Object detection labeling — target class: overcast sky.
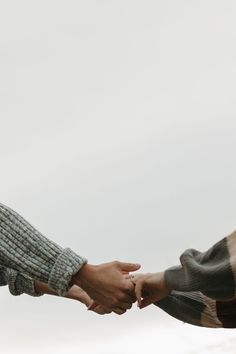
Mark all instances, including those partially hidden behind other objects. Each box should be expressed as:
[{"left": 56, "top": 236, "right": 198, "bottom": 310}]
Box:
[{"left": 1, "top": 1, "right": 236, "bottom": 353}]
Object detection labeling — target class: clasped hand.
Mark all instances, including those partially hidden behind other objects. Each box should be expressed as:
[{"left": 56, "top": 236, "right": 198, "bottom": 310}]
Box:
[{"left": 71, "top": 261, "right": 171, "bottom": 315}]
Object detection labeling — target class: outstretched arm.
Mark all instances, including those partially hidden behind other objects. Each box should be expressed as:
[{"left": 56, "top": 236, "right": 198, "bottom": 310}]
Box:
[
  {"left": 0, "top": 203, "right": 86, "bottom": 296},
  {"left": 0, "top": 202, "right": 140, "bottom": 314},
  {"left": 34, "top": 280, "right": 111, "bottom": 315},
  {"left": 164, "top": 231, "right": 236, "bottom": 301},
  {"left": 133, "top": 231, "right": 236, "bottom": 307},
  {"left": 0, "top": 266, "right": 109, "bottom": 314},
  {"left": 132, "top": 231, "right": 236, "bottom": 327}
]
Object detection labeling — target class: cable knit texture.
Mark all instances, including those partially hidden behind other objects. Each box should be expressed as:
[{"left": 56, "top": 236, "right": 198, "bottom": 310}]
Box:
[{"left": 0, "top": 203, "right": 87, "bottom": 296}]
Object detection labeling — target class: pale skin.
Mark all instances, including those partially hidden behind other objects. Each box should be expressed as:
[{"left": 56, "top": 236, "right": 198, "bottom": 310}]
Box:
[
  {"left": 72, "top": 261, "right": 141, "bottom": 315},
  {"left": 36, "top": 260, "right": 141, "bottom": 316},
  {"left": 34, "top": 280, "right": 110, "bottom": 315},
  {"left": 131, "top": 272, "right": 171, "bottom": 309},
  {"left": 35, "top": 266, "right": 170, "bottom": 314}
]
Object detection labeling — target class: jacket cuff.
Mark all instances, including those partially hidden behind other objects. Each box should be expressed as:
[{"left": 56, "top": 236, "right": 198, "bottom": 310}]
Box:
[
  {"left": 48, "top": 248, "right": 87, "bottom": 296},
  {"left": 164, "top": 266, "right": 189, "bottom": 291}
]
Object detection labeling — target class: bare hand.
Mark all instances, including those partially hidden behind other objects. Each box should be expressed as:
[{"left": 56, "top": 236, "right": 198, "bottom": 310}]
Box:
[
  {"left": 34, "top": 280, "right": 110, "bottom": 315},
  {"left": 73, "top": 261, "right": 141, "bottom": 315},
  {"left": 87, "top": 300, "right": 112, "bottom": 315},
  {"left": 66, "top": 286, "right": 111, "bottom": 315},
  {"left": 131, "top": 272, "right": 171, "bottom": 309}
]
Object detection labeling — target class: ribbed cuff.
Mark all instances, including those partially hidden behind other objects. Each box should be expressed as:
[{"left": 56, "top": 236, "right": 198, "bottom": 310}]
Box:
[
  {"left": 48, "top": 248, "right": 87, "bottom": 296},
  {"left": 7, "top": 269, "right": 43, "bottom": 297},
  {"left": 164, "top": 266, "right": 191, "bottom": 292}
]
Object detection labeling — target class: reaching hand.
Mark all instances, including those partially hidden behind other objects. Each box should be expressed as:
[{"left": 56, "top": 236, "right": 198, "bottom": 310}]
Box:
[
  {"left": 73, "top": 261, "right": 141, "bottom": 315},
  {"left": 34, "top": 280, "right": 110, "bottom": 315},
  {"left": 87, "top": 300, "right": 112, "bottom": 315},
  {"left": 66, "top": 285, "right": 111, "bottom": 315},
  {"left": 131, "top": 272, "right": 171, "bottom": 309}
]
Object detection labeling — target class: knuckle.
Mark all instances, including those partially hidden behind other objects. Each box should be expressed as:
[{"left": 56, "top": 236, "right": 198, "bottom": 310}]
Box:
[
  {"left": 117, "top": 291, "right": 126, "bottom": 301},
  {"left": 111, "top": 298, "right": 119, "bottom": 307},
  {"left": 124, "top": 282, "right": 133, "bottom": 292},
  {"left": 117, "top": 310, "right": 126, "bottom": 316}
]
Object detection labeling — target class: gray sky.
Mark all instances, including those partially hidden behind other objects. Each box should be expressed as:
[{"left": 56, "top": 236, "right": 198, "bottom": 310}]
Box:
[{"left": 1, "top": 1, "right": 236, "bottom": 353}]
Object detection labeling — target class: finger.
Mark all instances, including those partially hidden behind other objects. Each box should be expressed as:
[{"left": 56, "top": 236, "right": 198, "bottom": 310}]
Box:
[
  {"left": 126, "top": 303, "right": 133, "bottom": 310},
  {"left": 107, "top": 294, "right": 134, "bottom": 312},
  {"left": 118, "top": 262, "right": 141, "bottom": 272},
  {"left": 134, "top": 281, "right": 143, "bottom": 308},
  {"left": 125, "top": 274, "right": 132, "bottom": 279},
  {"left": 91, "top": 306, "right": 106, "bottom": 315},
  {"left": 121, "top": 291, "right": 137, "bottom": 303},
  {"left": 95, "top": 309, "right": 106, "bottom": 315},
  {"left": 87, "top": 301, "right": 99, "bottom": 311},
  {"left": 140, "top": 294, "right": 158, "bottom": 309},
  {"left": 113, "top": 307, "right": 127, "bottom": 315},
  {"left": 93, "top": 305, "right": 111, "bottom": 315},
  {"left": 130, "top": 274, "right": 143, "bottom": 284},
  {"left": 120, "top": 302, "right": 132, "bottom": 310},
  {"left": 124, "top": 273, "right": 138, "bottom": 281}
]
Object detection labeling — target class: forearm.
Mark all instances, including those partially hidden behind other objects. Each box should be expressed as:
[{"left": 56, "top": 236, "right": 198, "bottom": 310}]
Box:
[
  {"left": 164, "top": 231, "right": 236, "bottom": 300},
  {"left": 34, "top": 279, "right": 92, "bottom": 305},
  {"left": 34, "top": 280, "right": 58, "bottom": 296},
  {"left": 0, "top": 203, "right": 87, "bottom": 296}
]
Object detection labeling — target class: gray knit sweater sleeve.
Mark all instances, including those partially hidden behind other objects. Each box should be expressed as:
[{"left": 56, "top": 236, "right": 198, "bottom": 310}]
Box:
[
  {"left": 164, "top": 231, "right": 236, "bottom": 301},
  {"left": 0, "top": 203, "right": 87, "bottom": 296},
  {"left": 0, "top": 265, "right": 43, "bottom": 297}
]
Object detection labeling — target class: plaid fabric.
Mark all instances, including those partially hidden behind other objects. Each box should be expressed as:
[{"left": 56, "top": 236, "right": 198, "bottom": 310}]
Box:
[{"left": 156, "top": 231, "right": 236, "bottom": 328}]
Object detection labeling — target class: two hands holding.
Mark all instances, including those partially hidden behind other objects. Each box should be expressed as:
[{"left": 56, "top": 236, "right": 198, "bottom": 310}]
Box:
[{"left": 35, "top": 261, "right": 171, "bottom": 315}]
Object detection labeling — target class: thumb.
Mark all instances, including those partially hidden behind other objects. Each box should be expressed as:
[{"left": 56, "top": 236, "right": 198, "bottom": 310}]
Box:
[{"left": 118, "top": 262, "right": 141, "bottom": 272}]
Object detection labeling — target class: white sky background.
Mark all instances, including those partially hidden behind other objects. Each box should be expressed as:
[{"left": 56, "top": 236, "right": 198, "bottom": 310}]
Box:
[{"left": 0, "top": 0, "right": 236, "bottom": 353}]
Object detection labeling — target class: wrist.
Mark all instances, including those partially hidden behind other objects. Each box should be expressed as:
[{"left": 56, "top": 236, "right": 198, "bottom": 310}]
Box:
[
  {"left": 159, "top": 272, "right": 172, "bottom": 297},
  {"left": 65, "top": 285, "right": 89, "bottom": 304},
  {"left": 72, "top": 263, "right": 96, "bottom": 289},
  {"left": 34, "top": 280, "right": 57, "bottom": 296}
]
